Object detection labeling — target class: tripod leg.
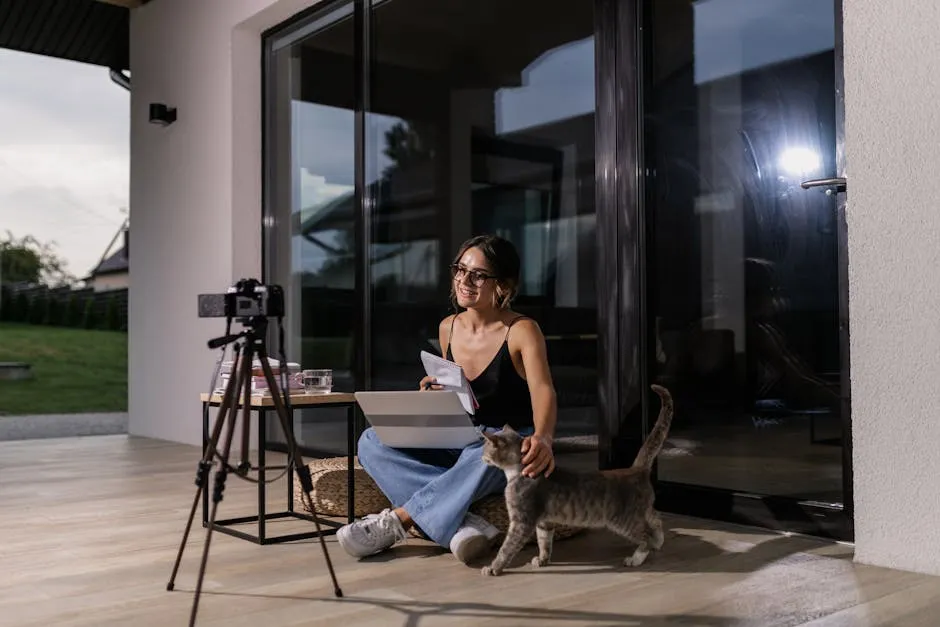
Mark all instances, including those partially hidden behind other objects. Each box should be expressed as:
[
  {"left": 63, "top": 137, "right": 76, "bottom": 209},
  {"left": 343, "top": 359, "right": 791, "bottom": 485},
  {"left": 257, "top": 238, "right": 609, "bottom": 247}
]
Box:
[
  {"left": 238, "top": 356, "right": 253, "bottom": 475},
  {"left": 167, "top": 343, "right": 244, "bottom": 591},
  {"left": 256, "top": 344, "right": 343, "bottom": 598},
  {"left": 188, "top": 344, "right": 253, "bottom": 627}
]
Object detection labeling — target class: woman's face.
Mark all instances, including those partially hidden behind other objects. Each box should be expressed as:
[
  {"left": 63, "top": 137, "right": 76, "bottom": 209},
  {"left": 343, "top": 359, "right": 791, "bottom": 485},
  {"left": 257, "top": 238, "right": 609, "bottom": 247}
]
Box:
[{"left": 452, "top": 247, "right": 498, "bottom": 310}]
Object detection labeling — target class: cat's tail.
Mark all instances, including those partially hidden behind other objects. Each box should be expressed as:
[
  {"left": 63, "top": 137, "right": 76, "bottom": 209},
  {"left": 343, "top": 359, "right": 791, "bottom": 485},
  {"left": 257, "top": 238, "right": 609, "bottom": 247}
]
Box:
[{"left": 631, "top": 384, "right": 674, "bottom": 469}]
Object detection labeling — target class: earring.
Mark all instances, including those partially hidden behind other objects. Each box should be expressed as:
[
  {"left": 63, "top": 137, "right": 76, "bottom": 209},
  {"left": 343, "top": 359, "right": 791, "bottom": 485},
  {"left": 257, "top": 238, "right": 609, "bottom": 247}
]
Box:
[{"left": 494, "top": 287, "right": 507, "bottom": 310}]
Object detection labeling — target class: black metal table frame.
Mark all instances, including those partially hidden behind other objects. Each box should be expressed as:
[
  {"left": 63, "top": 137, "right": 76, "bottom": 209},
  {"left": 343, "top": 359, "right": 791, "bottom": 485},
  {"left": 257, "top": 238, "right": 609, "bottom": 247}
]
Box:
[{"left": 201, "top": 396, "right": 357, "bottom": 545}]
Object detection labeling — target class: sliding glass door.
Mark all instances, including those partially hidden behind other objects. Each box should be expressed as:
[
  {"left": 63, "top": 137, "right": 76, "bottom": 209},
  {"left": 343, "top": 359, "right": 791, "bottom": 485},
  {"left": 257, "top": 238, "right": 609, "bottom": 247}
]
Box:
[
  {"left": 263, "top": 4, "right": 358, "bottom": 456},
  {"left": 262, "top": 0, "right": 852, "bottom": 538},
  {"left": 264, "top": 0, "right": 601, "bottom": 465},
  {"left": 639, "top": 0, "right": 851, "bottom": 539}
]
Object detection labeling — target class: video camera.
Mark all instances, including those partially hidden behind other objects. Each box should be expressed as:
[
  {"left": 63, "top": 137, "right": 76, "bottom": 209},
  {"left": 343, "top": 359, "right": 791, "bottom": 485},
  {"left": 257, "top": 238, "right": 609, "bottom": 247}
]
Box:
[{"left": 197, "top": 278, "right": 285, "bottom": 320}]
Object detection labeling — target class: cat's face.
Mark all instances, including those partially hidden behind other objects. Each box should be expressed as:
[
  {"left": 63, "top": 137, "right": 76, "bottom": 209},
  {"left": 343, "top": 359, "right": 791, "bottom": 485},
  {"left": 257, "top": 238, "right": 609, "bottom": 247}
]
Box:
[{"left": 481, "top": 425, "right": 524, "bottom": 469}]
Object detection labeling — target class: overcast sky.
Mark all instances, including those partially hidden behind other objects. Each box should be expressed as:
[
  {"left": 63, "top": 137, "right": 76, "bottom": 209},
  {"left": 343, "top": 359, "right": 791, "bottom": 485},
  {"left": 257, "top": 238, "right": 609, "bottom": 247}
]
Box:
[{"left": 0, "top": 49, "right": 129, "bottom": 282}]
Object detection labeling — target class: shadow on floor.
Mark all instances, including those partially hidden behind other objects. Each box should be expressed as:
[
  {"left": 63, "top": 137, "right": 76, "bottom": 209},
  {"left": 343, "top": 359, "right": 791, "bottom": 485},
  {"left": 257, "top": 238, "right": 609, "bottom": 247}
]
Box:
[
  {"left": 293, "top": 516, "right": 850, "bottom": 576},
  {"left": 500, "top": 525, "right": 847, "bottom": 575},
  {"left": 200, "top": 590, "right": 740, "bottom": 626}
]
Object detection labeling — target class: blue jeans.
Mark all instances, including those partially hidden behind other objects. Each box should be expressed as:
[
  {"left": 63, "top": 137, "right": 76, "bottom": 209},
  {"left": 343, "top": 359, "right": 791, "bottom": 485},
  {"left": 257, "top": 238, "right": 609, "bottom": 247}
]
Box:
[{"left": 356, "top": 425, "right": 532, "bottom": 547}]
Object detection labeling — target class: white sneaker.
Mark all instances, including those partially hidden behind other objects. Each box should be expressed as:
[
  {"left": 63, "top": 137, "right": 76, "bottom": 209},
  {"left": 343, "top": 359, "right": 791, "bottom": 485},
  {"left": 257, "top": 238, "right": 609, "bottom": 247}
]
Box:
[
  {"left": 336, "top": 509, "right": 408, "bottom": 558},
  {"left": 450, "top": 512, "right": 501, "bottom": 564}
]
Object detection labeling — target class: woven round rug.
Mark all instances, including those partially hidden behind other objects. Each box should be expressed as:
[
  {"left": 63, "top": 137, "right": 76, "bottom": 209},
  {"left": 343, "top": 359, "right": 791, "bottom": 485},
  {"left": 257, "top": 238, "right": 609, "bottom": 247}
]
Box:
[{"left": 293, "top": 456, "right": 390, "bottom": 518}]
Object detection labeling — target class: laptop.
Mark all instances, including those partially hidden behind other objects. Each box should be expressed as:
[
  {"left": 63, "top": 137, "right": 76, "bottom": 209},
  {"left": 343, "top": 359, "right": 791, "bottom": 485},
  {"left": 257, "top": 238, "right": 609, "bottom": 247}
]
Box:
[{"left": 354, "top": 390, "right": 482, "bottom": 449}]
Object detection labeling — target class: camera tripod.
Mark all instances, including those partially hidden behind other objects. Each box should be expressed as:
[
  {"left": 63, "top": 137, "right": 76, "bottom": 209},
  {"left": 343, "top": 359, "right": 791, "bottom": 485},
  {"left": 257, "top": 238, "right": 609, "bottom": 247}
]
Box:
[{"left": 166, "top": 315, "right": 342, "bottom": 626}]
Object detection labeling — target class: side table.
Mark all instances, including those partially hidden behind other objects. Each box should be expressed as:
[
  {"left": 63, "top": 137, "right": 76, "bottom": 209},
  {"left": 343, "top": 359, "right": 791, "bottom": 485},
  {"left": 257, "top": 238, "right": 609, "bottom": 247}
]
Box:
[{"left": 200, "top": 391, "right": 358, "bottom": 545}]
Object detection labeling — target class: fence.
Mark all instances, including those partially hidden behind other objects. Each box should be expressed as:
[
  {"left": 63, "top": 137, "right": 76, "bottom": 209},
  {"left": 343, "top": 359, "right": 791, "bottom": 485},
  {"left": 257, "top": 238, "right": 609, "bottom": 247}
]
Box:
[{"left": 0, "top": 284, "right": 127, "bottom": 332}]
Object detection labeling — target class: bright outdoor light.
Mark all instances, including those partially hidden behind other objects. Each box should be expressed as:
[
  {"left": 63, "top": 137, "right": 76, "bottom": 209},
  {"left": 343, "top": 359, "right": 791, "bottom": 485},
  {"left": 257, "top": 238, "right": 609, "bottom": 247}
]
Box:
[{"left": 778, "top": 147, "right": 821, "bottom": 177}]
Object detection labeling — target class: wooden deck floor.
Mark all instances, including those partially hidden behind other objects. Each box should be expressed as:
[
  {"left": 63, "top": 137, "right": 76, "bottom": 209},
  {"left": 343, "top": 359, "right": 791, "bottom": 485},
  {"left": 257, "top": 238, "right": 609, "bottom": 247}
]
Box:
[{"left": 2, "top": 435, "right": 939, "bottom": 627}]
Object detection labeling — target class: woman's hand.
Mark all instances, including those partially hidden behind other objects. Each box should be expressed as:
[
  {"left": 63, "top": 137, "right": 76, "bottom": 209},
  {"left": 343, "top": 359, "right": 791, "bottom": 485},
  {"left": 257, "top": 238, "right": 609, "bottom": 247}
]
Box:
[
  {"left": 520, "top": 434, "right": 555, "bottom": 478},
  {"left": 419, "top": 375, "right": 442, "bottom": 391}
]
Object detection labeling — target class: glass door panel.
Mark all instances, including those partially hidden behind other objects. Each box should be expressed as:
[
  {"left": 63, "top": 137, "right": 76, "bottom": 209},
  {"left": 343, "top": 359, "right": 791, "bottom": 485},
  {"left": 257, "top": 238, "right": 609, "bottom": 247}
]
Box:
[
  {"left": 367, "top": 0, "right": 600, "bottom": 463},
  {"left": 264, "top": 4, "right": 357, "bottom": 456},
  {"left": 645, "top": 0, "right": 845, "bottom": 505}
]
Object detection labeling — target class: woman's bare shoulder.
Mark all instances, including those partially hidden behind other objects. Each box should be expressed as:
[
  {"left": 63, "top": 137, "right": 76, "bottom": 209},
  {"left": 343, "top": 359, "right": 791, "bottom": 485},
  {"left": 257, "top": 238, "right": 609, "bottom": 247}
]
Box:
[
  {"left": 439, "top": 313, "right": 458, "bottom": 332},
  {"left": 507, "top": 315, "right": 545, "bottom": 343},
  {"left": 438, "top": 314, "right": 458, "bottom": 344}
]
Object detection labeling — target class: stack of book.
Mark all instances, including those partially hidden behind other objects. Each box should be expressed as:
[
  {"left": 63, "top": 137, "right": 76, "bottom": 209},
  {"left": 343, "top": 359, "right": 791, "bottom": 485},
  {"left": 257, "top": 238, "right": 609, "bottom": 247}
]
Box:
[{"left": 214, "top": 357, "right": 303, "bottom": 396}]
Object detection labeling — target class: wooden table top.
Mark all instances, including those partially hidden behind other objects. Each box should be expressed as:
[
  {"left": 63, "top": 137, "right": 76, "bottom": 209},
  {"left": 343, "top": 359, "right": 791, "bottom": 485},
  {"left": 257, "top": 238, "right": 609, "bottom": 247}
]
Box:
[{"left": 200, "top": 392, "right": 356, "bottom": 407}]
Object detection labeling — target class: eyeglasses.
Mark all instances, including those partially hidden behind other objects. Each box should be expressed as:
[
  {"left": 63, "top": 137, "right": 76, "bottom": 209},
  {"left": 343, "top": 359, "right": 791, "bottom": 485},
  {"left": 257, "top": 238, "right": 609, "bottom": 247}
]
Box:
[{"left": 450, "top": 263, "right": 495, "bottom": 287}]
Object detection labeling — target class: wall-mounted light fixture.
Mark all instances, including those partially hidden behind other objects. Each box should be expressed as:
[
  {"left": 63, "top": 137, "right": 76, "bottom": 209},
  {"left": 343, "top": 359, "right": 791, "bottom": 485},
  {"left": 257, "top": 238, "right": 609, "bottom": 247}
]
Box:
[{"left": 149, "top": 103, "right": 177, "bottom": 126}]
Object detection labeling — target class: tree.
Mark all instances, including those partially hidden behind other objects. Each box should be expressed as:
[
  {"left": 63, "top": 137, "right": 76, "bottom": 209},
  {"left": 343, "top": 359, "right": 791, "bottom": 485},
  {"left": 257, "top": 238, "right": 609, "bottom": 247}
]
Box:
[
  {"left": 0, "top": 240, "right": 41, "bottom": 284},
  {"left": 308, "top": 122, "right": 429, "bottom": 285},
  {"left": 381, "top": 121, "right": 433, "bottom": 179},
  {"left": 0, "top": 231, "right": 75, "bottom": 287}
]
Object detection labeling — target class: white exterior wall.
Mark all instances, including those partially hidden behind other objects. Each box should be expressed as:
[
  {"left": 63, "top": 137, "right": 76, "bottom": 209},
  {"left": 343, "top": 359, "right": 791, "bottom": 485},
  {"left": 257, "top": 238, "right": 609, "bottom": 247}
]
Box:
[
  {"left": 128, "top": 0, "right": 322, "bottom": 446},
  {"left": 89, "top": 273, "right": 128, "bottom": 292},
  {"left": 844, "top": 1, "right": 940, "bottom": 576},
  {"left": 129, "top": 0, "right": 940, "bottom": 575}
]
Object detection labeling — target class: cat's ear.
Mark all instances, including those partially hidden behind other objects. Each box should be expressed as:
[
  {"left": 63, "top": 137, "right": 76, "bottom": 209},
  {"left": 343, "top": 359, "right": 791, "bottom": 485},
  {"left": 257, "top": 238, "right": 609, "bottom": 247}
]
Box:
[
  {"left": 482, "top": 430, "right": 497, "bottom": 443},
  {"left": 501, "top": 423, "right": 517, "bottom": 435}
]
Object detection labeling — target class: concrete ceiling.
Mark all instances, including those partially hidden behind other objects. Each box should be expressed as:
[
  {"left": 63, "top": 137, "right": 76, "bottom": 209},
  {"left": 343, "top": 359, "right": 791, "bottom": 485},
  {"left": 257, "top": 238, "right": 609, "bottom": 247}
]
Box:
[{"left": 0, "top": 0, "right": 142, "bottom": 70}]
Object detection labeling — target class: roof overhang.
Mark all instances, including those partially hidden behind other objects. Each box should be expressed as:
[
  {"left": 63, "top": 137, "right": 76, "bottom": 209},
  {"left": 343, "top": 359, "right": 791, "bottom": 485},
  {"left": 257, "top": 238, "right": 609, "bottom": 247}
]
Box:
[
  {"left": 96, "top": 0, "right": 146, "bottom": 7},
  {"left": 0, "top": 0, "right": 149, "bottom": 71}
]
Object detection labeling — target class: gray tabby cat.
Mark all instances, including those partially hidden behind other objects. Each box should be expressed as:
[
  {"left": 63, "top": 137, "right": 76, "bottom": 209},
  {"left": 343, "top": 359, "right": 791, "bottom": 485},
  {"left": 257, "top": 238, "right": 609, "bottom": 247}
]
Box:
[{"left": 479, "top": 384, "right": 674, "bottom": 576}]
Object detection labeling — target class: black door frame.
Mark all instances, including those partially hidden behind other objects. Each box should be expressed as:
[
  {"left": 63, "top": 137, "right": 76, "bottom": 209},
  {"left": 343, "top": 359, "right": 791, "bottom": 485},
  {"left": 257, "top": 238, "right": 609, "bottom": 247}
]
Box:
[
  {"left": 594, "top": 0, "right": 854, "bottom": 542},
  {"left": 834, "top": 0, "right": 853, "bottom": 526},
  {"left": 594, "top": 0, "right": 648, "bottom": 474}
]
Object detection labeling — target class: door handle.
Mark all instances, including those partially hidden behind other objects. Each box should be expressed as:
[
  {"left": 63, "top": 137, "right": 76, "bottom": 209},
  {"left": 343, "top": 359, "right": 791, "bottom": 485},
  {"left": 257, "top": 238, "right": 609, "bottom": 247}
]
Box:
[{"left": 801, "top": 177, "right": 846, "bottom": 195}]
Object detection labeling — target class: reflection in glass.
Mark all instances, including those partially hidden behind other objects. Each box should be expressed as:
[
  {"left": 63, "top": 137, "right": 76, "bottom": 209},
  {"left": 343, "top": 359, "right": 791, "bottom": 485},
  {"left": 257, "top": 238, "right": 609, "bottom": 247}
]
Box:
[
  {"left": 264, "top": 7, "right": 356, "bottom": 455},
  {"left": 367, "top": 0, "right": 598, "bottom": 448},
  {"left": 647, "top": 0, "right": 843, "bottom": 502},
  {"left": 266, "top": 0, "right": 598, "bottom": 457}
]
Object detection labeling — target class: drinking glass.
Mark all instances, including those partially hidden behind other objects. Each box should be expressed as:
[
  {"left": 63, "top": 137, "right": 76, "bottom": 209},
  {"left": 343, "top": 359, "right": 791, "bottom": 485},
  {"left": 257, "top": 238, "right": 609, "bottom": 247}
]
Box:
[{"left": 302, "top": 369, "right": 332, "bottom": 395}]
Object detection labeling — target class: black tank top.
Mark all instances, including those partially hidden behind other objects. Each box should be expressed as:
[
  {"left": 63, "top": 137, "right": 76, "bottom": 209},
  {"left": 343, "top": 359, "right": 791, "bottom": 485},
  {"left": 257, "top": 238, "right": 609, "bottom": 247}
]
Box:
[{"left": 445, "top": 314, "right": 534, "bottom": 430}]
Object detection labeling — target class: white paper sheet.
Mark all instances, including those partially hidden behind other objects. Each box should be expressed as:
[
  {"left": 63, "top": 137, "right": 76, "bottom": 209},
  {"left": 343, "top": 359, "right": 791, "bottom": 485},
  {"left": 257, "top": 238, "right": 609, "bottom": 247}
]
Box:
[{"left": 419, "top": 350, "right": 478, "bottom": 415}]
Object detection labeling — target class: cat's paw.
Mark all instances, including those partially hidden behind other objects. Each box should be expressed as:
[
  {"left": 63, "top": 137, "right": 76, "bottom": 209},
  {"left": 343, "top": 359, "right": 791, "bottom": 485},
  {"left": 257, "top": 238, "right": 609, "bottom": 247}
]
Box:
[
  {"left": 530, "top": 556, "right": 549, "bottom": 568},
  {"left": 481, "top": 565, "right": 501, "bottom": 576},
  {"left": 624, "top": 550, "right": 649, "bottom": 567}
]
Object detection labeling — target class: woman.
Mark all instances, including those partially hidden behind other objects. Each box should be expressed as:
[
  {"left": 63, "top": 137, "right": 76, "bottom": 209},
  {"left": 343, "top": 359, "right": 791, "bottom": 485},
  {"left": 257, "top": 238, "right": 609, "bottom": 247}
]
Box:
[{"left": 337, "top": 234, "right": 558, "bottom": 563}]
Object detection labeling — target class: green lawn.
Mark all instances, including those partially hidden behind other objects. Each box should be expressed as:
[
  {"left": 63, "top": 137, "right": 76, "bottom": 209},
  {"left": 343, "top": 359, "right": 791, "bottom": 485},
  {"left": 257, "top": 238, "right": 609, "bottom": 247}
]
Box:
[{"left": 0, "top": 323, "right": 127, "bottom": 415}]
